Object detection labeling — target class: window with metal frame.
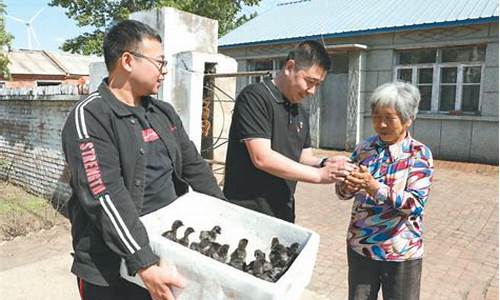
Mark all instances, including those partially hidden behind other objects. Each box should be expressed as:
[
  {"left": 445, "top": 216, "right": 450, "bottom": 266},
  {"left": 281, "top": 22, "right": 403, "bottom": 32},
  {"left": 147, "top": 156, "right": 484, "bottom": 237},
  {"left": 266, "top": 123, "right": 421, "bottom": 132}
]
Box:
[
  {"left": 248, "top": 58, "right": 285, "bottom": 83},
  {"left": 394, "top": 45, "right": 485, "bottom": 114}
]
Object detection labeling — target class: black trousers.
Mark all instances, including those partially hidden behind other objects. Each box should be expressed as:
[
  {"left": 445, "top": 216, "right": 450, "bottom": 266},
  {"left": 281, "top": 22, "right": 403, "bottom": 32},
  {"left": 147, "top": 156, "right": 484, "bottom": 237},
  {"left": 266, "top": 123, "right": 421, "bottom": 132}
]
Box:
[
  {"left": 77, "top": 277, "right": 152, "bottom": 300},
  {"left": 347, "top": 247, "right": 422, "bottom": 300}
]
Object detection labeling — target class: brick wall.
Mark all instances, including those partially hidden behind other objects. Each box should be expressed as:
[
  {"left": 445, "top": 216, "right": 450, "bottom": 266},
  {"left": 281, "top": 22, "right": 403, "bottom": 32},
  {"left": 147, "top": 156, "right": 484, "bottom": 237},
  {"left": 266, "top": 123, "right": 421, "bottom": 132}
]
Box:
[
  {"left": 2, "top": 75, "right": 90, "bottom": 88},
  {"left": 0, "top": 96, "right": 83, "bottom": 206}
]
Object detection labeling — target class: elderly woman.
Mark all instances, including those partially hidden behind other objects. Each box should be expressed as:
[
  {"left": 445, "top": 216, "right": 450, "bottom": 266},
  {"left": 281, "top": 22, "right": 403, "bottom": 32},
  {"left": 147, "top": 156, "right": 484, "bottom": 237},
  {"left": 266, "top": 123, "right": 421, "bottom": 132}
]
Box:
[{"left": 336, "top": 81, "right": 434, "bottom": 300}]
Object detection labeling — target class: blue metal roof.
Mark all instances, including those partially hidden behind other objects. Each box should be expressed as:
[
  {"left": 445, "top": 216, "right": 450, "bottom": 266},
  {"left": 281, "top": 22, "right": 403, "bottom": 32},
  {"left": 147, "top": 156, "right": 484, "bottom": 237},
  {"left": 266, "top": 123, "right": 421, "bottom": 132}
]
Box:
[{"left": 219, "top": 0, "right": 499, "bottom": 48}]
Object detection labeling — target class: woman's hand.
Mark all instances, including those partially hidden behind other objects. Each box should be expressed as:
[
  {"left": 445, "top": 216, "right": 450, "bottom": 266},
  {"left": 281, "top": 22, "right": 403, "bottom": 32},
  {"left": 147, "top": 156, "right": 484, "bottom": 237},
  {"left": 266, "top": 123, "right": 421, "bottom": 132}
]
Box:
[
  {"left": 340, "top": 179, "right": 361, "bottom": 194},
  {"left": 345, "top": 165, "right": 380, "bottom": 196}
]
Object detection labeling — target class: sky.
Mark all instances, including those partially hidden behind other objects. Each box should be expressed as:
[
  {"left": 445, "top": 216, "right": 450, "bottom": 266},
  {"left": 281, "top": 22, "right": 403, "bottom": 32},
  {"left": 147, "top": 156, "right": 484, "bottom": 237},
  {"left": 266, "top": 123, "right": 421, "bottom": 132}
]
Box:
[
  {"left": 4, "top": 0, "right": 282, "bottom": 52},
  {"left": 4, "top": 0, "right": 93, "bottom": 51}
]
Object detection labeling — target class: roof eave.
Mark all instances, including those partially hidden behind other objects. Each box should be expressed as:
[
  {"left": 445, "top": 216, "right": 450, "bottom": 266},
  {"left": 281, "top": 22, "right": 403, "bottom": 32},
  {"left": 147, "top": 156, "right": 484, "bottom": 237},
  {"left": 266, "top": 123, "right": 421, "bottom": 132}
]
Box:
[{"left": 219, "top": 17, "right": 499, "bottom": 49}]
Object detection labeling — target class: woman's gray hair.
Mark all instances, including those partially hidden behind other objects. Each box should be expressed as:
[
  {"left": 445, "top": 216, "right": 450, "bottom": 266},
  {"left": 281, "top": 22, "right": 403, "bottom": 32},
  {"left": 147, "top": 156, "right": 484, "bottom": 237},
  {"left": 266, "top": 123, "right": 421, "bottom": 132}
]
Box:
[{"left": 369, "top": 81, "right": 421, "bottom": 123}]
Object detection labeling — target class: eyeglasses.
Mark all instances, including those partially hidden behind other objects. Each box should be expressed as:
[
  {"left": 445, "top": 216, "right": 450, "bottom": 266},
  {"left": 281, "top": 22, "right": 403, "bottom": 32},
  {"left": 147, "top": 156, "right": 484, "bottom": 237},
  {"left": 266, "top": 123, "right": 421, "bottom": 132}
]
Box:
[
  {"left": 296, "top": 69, "right": 322, "bottom": 88},
  {"left": 127, "top": 51, "right": 167, "bottom": 72},
  {"left": 302, "top": 75, "right": 322, "bottom": 88}
]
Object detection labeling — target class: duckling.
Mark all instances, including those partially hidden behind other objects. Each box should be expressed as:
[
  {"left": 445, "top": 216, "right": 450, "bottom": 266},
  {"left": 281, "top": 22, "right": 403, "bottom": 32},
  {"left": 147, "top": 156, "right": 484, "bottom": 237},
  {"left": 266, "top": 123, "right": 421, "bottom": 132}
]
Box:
[
  {"left": 229, "top": 238, "right": 248, "bottom": 271},
  {"left": 210, "top": 243, "right": 230, "bottom": 263},
  {"left": 286, "top": 242, "right": 300, "bottom": 264},
  {"left": 198, "top": 233, "right": 213, "bottom": 255},
  {"left": 162, "top": 220, "right": 183, "bottom": 241},
  {"left": 200, "top": 225, "right": 222, "bottom": 243},
  {"left": 266, "top": 265, "right": 284, "bottom": 282},
  {"left": 271, "top": 237, "right": 281, "bottom": 250},
  {"left": 269, "top": 243, "right": 288, "bottom": 268},
  {"left": 189, "top": 241, "right": 200, "bottom": 252},
  {"left": 205, "top": 241, "right": 221, "bottom": 257},
  {"left": 178, "top": 227, "right": 195, "bottom": 247},
  {"left": 246, "top": 250, "right": 273, "bottom": 281},
  {"left": 246, "top": 249, "right": 263, "bottom": 273}
]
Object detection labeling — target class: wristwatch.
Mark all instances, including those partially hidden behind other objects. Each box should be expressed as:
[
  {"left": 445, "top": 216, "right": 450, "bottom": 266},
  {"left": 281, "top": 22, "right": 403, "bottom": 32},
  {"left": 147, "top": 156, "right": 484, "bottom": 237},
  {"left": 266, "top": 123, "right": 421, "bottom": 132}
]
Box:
[{"left": 319, "top": 157, "right": 329, "bottom": 168}]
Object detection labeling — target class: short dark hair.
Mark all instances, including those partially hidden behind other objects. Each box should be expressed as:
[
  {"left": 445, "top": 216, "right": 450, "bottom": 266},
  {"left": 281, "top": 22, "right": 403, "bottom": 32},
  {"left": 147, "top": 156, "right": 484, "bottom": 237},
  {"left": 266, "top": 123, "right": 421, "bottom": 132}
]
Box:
[
  {"left": 103, "top": 20, "right": 162, "bottom": 72},
  {"left": 286, "top": 40, "right": 331, "bottom": 72}
]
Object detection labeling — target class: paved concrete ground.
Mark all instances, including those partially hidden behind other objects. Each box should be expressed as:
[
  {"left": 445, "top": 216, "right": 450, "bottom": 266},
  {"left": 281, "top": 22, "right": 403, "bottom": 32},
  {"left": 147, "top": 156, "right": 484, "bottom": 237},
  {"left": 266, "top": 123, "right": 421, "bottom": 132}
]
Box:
[
  {"left": 0, "top": 157, "right": 498, "bottom": 300},
  {"left": 296, "top": 153, "right": 499, "bottom": 300}
]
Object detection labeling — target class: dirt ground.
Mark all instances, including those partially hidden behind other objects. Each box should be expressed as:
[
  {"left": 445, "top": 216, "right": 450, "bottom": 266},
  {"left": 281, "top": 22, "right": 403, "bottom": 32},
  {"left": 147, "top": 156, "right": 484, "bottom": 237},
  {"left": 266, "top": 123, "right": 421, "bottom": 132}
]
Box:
[
  {"left": 0, "top": 221, "right": 79, "bottom": 300},
  {"left": 0, "top": 183, "right": 74, "bottom": 300}
]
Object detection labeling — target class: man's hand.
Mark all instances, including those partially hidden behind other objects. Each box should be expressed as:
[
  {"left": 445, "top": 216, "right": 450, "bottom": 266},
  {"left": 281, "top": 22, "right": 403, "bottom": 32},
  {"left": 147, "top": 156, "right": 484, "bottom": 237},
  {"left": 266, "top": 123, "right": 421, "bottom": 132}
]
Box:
[
  {"left": 322, "top": 156, "right": 358, "bottom": 182},
  {"left": 138, "top": 264, "right": 186, "bottom": 300}
]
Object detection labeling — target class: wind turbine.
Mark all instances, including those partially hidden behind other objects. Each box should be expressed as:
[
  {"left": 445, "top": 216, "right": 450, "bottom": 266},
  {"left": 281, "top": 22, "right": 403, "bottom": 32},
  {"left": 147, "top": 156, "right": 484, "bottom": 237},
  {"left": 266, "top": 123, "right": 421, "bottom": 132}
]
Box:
[{"left": 7, "top": 7, "right": 45, "bottom": 50}]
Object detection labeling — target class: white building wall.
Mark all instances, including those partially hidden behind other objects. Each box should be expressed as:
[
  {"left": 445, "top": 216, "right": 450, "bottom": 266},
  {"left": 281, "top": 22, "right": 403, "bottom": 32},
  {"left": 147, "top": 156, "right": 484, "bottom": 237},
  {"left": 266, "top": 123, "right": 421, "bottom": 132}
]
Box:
[{"left": 220, "top": 23, "right": 499, "bottom": 164}]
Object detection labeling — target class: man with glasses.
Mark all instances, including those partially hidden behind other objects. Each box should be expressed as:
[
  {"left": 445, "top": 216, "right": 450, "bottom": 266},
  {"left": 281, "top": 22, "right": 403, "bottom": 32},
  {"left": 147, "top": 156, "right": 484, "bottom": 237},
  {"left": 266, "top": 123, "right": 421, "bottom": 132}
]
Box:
[
  {"left": 62, "top": 20, "right": 224, "bottom": 300},
  {"left": 224, "top": 40, "right": 356, "bottom": 223}
]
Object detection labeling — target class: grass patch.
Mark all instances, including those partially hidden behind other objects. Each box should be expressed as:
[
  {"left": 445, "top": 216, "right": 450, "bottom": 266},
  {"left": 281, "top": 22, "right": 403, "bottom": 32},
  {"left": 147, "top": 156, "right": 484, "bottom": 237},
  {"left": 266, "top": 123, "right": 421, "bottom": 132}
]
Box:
[
  {"left": 0, "top": 181, "right": 65, "bottom": 240},
  {"left": 0, "top": 195, "right": 48, "bottom": 214}
]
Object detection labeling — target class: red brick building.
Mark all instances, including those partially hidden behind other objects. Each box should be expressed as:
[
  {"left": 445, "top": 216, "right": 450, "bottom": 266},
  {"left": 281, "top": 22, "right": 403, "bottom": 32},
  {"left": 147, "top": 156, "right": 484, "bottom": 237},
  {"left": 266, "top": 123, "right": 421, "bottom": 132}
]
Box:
[{"left": 0, "top": 49, "right": 100, "bottom": 91}]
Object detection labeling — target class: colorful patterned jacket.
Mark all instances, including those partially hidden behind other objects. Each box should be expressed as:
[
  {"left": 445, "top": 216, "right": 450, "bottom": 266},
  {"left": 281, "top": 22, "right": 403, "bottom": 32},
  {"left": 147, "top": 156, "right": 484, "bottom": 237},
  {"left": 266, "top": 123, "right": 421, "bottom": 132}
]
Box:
[{"left": 336, "top": 134, "right": 434, "bottom": 261}]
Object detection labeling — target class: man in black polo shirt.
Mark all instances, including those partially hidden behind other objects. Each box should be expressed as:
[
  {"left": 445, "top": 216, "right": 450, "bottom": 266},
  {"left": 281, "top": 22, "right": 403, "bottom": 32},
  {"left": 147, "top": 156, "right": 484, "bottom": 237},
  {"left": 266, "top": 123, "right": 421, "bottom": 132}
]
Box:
[{"left": 223, "top": 40, "right": 356, "bottom": 223}]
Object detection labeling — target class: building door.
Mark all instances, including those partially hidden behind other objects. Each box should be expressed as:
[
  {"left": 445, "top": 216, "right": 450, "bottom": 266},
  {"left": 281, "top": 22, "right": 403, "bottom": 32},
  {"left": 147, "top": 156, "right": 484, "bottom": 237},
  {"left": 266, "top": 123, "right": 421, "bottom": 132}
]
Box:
[{"left": 319, "top": 72, "right": 348, "bottom": 150}]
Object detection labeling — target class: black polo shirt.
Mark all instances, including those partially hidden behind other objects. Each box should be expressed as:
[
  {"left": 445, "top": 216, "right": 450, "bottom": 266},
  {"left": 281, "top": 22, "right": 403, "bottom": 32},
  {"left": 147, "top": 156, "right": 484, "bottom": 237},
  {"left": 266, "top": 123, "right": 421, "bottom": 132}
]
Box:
[{"left": 223, "top": 77, "right": 311, "bottom": 222}]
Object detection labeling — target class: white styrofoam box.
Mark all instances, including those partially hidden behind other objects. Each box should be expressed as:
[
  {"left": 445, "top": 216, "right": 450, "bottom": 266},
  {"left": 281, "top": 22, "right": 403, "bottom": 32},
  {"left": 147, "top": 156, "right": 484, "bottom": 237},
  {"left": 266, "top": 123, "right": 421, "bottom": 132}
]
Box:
[{"left": 120, "top": 191, "right": 320, "bottom": 300}]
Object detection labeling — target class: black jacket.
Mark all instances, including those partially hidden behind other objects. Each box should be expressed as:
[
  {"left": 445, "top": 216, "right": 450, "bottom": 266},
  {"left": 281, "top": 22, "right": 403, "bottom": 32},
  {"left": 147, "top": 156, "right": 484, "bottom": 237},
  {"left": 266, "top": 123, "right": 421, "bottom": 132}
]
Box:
[{"left": 62, "top": 81, "right": 224, "bottom": 286}]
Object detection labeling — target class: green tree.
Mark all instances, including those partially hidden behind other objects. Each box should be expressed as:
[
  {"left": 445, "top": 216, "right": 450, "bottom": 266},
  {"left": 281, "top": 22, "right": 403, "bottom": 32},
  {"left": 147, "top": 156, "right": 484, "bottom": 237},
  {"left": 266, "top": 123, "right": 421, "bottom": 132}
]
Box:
[
  {"left": 0, "top": 0, "right": 13, "bottom": 78},
  {"left": 49, "top": 0, "right": 260, "bottom": 55}
]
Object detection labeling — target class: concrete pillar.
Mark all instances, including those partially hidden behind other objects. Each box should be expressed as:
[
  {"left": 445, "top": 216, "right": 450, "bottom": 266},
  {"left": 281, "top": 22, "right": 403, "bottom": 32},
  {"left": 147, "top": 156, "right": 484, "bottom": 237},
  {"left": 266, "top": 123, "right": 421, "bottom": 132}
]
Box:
[
  {"left": 130, "top": 8, "right": 218, "bottom": 103},
  {"left": 88, "top": 62, "right": 107, "bottom": 93}
]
